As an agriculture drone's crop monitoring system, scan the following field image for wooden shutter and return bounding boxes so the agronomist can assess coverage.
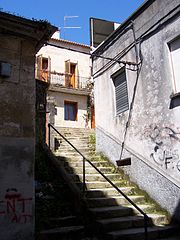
[75,63,78,88]
[113,70,129,115]
[36,55,42,80]
[48,56,51,83]
[65,60,70,87]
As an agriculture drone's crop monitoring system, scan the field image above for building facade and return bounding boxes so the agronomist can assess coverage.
[36,37,94,129]
[92,0,180,222]
[0,11,56,239]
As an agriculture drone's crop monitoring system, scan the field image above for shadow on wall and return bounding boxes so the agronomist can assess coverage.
[47,101,56,125]
[171,200,180,225]
[169,95,180,109]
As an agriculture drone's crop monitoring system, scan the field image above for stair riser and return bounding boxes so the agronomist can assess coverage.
[89,208,133,219]
[56,149,93,155]
[70,174,122,182]
[64,161,108,168]
[97,218,146,232]
[63,162,95,169]
[50,216,80,227]
[87,196,145,207]
[107,231,157,240]
[39,230,85,240]
[65,167,113,174]
[107,227,175,240]
[69,161,112,168]
[54,136,90,141]
[86,188,135,198]
[76,181,128,190]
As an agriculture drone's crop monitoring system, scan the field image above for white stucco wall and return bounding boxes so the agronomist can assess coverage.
[37,40,92,84]
[37,39,92,129]
[93,0,180,219]
[48,91,90,128]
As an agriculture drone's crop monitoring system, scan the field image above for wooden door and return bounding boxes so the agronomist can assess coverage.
[65,60,70,87]
[70,64,76,88]
[42,58,48,82]
[91,105,95,129]
[36,55,42,80]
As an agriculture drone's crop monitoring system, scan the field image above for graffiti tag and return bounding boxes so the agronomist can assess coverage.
[0,188,32,224]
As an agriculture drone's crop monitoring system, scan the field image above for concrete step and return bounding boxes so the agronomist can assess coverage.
[69,173,122,182]
[88,205,134,219]
[89,204,157,219]
[59,144,93,150]
[96,214,168,232]
[54,134,91,140]
[56,153,93,161]
[86,186,136,198]
[64,160,109,168]
[87,195,145,207]
[65,166,113,174]
[129,204,157,215]
[55,126,94,132]
[75,180,129,190]
[39,225,85,240]
[156,233,180,240]
[57,148,92,155]
[49,215,80,227]
[97,215,145,231]
[106,225,176,240]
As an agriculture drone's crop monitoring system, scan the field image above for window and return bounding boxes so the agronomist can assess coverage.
[65,60,78,88]
[112,68,129,115]
[169,37,180,93]
[36,55,51,82]
[64,101,78,121]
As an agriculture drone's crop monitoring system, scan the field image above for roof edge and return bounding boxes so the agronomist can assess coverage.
[50,37,91,49]
[93,0,155,54]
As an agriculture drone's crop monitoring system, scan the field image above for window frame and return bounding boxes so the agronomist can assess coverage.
[168,36,180,95]
[64,101,78,121]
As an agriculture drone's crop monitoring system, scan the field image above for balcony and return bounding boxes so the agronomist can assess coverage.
[36,69,91,95]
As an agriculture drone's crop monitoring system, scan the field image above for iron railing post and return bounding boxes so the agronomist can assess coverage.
[144,215,148,240]
[83,157,86,196]
[48,123,50,148]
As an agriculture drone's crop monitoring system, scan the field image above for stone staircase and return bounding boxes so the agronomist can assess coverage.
[51,127,179,240]
[35,144,92,240]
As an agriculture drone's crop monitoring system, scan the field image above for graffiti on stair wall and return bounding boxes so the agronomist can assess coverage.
[143,124,180,172]
[0,188,32,223]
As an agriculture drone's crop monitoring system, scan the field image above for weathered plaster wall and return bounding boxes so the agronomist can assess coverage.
[93,0,180,220]
[96,127,180,220]
[48,91,89,128]
[0,35,35,239]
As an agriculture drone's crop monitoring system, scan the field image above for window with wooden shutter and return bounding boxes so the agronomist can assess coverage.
[112,68,129,115]
[65,60,78,88]
[36,55,50,82]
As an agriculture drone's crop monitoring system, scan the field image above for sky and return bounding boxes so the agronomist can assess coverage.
[0,0,145,45]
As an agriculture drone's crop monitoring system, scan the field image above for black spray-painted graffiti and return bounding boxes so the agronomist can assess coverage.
[150,148,180,170]
[144,125,180,172]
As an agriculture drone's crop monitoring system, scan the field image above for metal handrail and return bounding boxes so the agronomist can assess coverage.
[48,123,149,240]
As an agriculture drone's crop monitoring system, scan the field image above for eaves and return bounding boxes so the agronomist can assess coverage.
[92,0,155,55]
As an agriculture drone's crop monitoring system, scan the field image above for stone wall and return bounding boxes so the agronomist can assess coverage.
[0,35,35,239]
